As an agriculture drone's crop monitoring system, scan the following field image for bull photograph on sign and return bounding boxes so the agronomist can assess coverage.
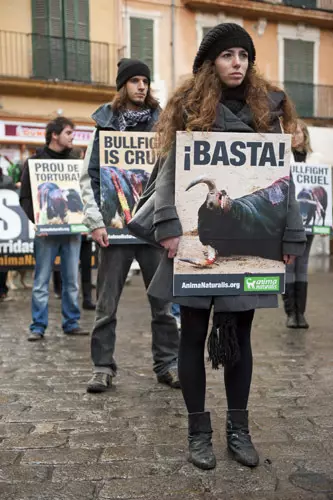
[174,132,292,296]
[99,131,157,243]
[29,159,87,235]
[291,163,332,235]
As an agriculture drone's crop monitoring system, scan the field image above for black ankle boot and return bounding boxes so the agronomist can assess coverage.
[226,410,259,467]
[188,412,216,470]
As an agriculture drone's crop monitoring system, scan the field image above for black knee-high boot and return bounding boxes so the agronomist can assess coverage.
[188,412,216,470]
[295,281,309,329]
[226,409,259,467]
[282,283,298,328]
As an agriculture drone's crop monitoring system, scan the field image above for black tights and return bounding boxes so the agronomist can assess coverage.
[178,306,255,413]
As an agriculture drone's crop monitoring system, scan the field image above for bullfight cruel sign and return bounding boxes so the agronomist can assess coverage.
[28,160,88,235]
[99,131,156,243]
[174,132,292,296]
[291,163,333,235]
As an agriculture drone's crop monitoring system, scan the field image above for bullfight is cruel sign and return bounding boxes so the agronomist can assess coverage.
[99,131,157,243]
[28,160,88,235]
[291,163,333,235]
[174,132,292,296]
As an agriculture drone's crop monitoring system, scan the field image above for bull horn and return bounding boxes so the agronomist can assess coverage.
[185,176,217,192]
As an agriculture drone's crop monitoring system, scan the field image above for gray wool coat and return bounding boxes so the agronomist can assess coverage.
[148,92,306,311]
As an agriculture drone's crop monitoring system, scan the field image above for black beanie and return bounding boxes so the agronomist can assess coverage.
[193,23,256,74]
[116,58,151,91]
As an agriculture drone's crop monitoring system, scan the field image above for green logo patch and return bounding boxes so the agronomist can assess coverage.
[244,276,280,292]
[70,225,89,233]
[313,226,330,235]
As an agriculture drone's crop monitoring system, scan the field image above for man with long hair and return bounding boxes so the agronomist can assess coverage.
[80,58,180,393]
[20,117,88,340]
[147,24,306,470]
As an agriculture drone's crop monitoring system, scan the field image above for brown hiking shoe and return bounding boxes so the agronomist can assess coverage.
[157,368,181,389]
[87,373,112,393]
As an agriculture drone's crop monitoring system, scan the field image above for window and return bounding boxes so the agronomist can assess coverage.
[195,14,243,47]
[130,17,154,80]
[31,0,90,82]
[284,39,314,116]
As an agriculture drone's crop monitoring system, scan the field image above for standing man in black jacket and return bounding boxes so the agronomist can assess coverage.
[80,58,180,393]
[20,117,88,340]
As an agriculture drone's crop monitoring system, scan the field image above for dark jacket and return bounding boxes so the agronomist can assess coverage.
[148,91,307,311]
[19,146,73,223]
[80,103,160,231]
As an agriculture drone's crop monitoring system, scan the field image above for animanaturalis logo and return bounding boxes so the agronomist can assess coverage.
[244,276,280,292]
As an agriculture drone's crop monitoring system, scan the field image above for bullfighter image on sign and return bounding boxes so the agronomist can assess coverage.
[29,159,87,235]
[174,132,292,296]
[99,131,157,243]
[291,163,332,235]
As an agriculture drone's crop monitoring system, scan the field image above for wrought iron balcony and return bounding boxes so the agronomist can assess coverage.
[0,30,122,86]
[282,81,333,119]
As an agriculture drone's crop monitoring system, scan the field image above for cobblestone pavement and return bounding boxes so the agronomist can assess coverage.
[0,264,333,500]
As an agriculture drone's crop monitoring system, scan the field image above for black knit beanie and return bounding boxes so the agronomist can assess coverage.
[116,58,151,91]
[193,23,256,74]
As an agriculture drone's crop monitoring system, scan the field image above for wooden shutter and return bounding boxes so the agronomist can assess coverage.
[64,0,90,82]
[130,17,154,80]
[284,39,314,117]
[31,0,63,79]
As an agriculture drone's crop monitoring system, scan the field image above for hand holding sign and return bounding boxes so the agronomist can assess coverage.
[92,227,109,248]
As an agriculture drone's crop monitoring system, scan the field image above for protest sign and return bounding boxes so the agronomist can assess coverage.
[99,131,157,243]
[291,163,332,235]
[174,132,292,296]
[0,186,35,270]
[29,159,88,235]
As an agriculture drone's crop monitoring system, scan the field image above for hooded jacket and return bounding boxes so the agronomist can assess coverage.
[148,91,307,312]
[80,103,160,232]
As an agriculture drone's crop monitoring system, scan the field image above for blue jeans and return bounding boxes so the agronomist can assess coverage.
[30,235,81,334]
[171,303,180,319]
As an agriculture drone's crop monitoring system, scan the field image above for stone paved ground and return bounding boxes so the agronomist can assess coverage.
[0,263,333,500]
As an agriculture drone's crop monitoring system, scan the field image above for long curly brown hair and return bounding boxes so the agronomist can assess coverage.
[156,61,297,155]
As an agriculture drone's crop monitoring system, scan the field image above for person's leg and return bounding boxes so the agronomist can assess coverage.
[30,237,58,338]
[179,305,216,470]
[59,235,82,333]
[53,270,62,298]
[282,259,297,328]
[87,245,134,392]
[295,234,314,328]
[224,310,259,467]
[0,271,10,300]
[135,245,180,385]
[80,237,95,309]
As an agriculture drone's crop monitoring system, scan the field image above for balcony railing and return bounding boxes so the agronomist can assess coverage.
[282,81,333,119]
[257,0,333,11]
[0,30,123,86]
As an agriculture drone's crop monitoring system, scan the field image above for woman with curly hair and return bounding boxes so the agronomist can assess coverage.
[148,24,306,470]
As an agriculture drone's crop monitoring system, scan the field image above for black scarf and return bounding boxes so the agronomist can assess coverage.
[293,149,307,163]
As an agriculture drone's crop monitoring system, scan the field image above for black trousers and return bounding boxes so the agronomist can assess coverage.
[178,306,255,413]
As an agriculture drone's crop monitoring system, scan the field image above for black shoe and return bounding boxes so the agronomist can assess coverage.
[87,372,112,393]
[286,313,298,328]
[82,300,96,310]
[157,368,181,389]
[226,409,259,468]
[297,313,309,329]
[64,327,89,336]
[188,412,216,470]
